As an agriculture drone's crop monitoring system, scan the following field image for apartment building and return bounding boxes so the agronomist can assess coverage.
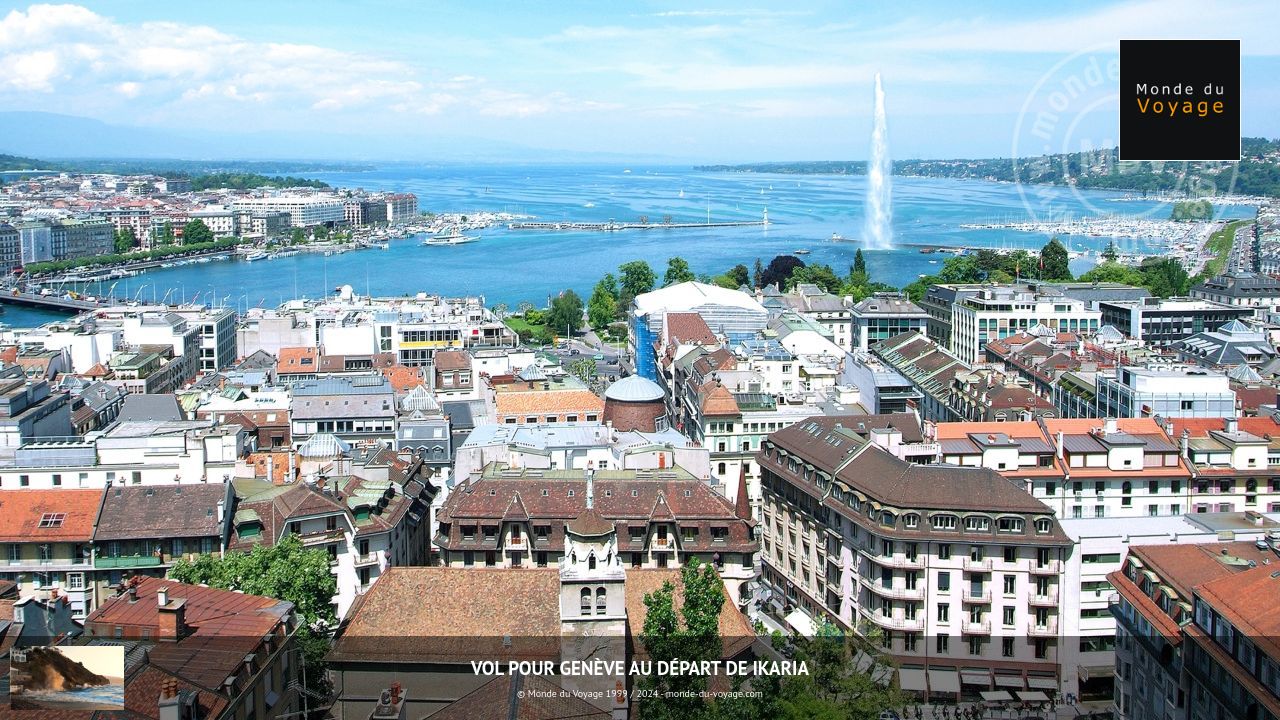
[759,416,1073,698]
[230,195,345,227]
[872,331,970,422]
[0,488,99,617]
[1169,416,1280,514]
[773,283,855,351]
[850,293,929,352]
[0,222,21,272]
[384,193,418,223]
[1109,541,1280,720]
[289,376,397,446]
[82,577,301,720]
[630,281,769,381]
[1191,270,1280,317]
[0,365,74,462]
[950,285,1101,364]
[1092,366,1238,419]
[1098,297,1252,346]
[229,448,434,618]
[433,464,759,605]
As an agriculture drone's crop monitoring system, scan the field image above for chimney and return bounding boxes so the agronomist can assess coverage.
[1180,429,1190,459]
[158,679,184,720]
[128,585,138,603]
[158,593,187,642]
[370,683,408,720]
[1103,417,1118,435]
[216,498,225,524]
[1055,431,1064,460]
[157,586,168,607]
[1225,417,1239,434]
[585,463,595,509]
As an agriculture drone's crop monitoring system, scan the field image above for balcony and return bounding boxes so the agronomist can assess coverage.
[868,613,924,631]
[864,579,925,601]
[5,558,93,570]
[353,552,381,567]
[1029,560,1062,575]
[299,529,345,547]
[95,555,164,569]
[506,536,526,550]
[963,588,992,603]
[963,557,993,571]
[1028,618,1059,637]
[962,619,992,634]
[1029,593,1059,607]
[861,548,924,569]
[651,537,675,552]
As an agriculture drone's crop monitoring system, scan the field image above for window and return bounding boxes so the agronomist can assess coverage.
[596,588,607,615]
[937,572,950,592]
[996,517,1024,533]
[937,603,950,622]
[936,635,949,655]
[1003,607,1015,626]
[1002,575,1016,595]
[485,551,496,567]
[51,474,61,487]
[938,544,951,560]
[1002,637,1015,657]
[580,588,592,616]
[19,475,29,487]
[1003,546,1017,563]
[37,513,65,529]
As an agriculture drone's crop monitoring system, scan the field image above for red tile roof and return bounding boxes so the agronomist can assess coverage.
[1169,416,1280,438]
[380,365,424,393]
[0,489,101,542]
[433,349,472,371]
[276,347,317,374]
[665,312,718,346]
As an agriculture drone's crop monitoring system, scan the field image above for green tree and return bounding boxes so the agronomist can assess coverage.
[619,260,657,298]
[588,275,619,329]
[113,228,137,254]
[567,357,597,385]
[1039,238,1072,280]
[759,255,806,290]
[637,559,724,720]
[290,227,306,245]
[492,302,509,318]
[853,249,867,276]
[768,623,908,720]
[1102,240,1119,262]
[158,222,176,246]
[182,219,214,246]
[752,258,764,288]
[313,225,330,241]
[546,289,585,336]
[725,264,750,288]
[663,257,696,286]
[169,534,337,703]
[1140,257,1191,297]
[789,263,842,293]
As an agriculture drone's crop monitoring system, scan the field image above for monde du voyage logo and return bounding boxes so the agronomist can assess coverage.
[1120,40,1240,162]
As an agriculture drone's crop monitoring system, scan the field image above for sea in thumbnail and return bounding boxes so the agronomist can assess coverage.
[3,165,1255,327]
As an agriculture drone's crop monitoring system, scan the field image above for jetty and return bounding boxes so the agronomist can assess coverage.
[0,289,106,312]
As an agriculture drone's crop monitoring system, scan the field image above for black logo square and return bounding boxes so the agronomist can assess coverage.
[1119,39,1240,161]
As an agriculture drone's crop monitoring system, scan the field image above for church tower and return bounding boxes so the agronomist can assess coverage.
[558,465,628,720]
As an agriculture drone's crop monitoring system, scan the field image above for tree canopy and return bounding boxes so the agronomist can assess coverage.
[1039,238,1072,281]
[588,274,620,329]
[546,289,585,336]
[664,256,696,286]
[182,218,214,246]
[758,255,806,290]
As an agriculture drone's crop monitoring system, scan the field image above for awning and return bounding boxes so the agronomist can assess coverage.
[1017,690,1050,702]
[784,609,815,638]
[898,667,928,692]
[980,690,1013,702]
[1026,677,1058,690]
[1159,585,1177,598]
[928,668,961,694]
[994,674,1023,688]
[960,670,990,685]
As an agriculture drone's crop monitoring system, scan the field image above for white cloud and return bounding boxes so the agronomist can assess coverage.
[0,3,604,128]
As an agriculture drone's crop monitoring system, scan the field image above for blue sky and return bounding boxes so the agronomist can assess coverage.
[0,1,1277,161]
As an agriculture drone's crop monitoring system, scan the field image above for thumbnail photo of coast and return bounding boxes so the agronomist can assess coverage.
[9,645,124,711]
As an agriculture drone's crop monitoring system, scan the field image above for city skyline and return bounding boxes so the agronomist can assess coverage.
[1,0,1279,162]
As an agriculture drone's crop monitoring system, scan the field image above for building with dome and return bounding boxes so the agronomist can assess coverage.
[602,375,667,432]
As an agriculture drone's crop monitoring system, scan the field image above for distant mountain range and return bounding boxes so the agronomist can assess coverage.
[0,111,676,166]
[697,138,1280,197]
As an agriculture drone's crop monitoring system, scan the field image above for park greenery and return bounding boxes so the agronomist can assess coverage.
[189,172,330,191]
[1171,200,1213,221]
[169,534,337,704]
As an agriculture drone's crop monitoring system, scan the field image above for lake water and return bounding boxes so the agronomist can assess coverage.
[4,165,1255,327]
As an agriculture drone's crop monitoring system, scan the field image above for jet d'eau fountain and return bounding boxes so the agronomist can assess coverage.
[863,73,893,250]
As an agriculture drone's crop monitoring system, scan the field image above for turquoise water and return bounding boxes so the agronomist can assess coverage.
[5,166,1254,327]
[22,683,124,708]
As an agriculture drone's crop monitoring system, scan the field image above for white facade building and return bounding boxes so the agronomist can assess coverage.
[231,196,345,227]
